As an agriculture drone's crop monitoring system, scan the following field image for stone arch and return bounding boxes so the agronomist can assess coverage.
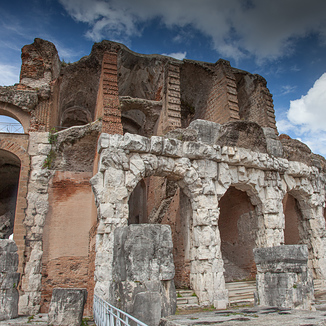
[0,149,20,238]
[216,165,264,283]
[92,143,228,308]
[282,174,326,279]
[0,136,29,274]
[218,186,258,282]
[0,102,30,133]
[60,106,92,128]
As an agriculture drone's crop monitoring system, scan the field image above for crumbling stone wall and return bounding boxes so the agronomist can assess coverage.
[1,38,326,316]
[91,128,326,309]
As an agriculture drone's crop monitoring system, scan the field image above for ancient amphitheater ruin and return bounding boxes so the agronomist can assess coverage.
[0,38,326,322]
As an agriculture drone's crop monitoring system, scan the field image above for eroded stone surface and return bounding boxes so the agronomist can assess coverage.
[0,240,20,321]
[254,245,314,310]
[48,288,87,326]
[109,225,176,326]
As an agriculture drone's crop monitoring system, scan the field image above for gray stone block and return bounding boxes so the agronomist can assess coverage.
[112,225,176,326]
[262,127,283,157]
[254,245,314,310]
[113,224,175,282]
[188,120,221,145]
[0,240,19,321]
[0,289,19,321]
[0,272,20,290]
[48,288,87,326]
[0,240,19,273]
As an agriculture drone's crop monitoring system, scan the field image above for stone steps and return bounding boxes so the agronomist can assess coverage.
[176,289,199,309]
[226,280,256,305]
[177,280,326,309]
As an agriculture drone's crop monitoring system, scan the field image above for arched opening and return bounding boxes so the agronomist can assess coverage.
[128,179,147,224]
[0,149,21,238]
[218,186,257,282]
[283,193,302,245]
[122,110,146,136]
[128,176,192,288]
[60,106,92,128]
[0,115,24,133]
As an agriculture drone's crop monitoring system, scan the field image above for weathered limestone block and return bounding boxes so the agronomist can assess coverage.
[122,133,151,152]
[188,119,221,145]
[112,224,176,326]
[254,245,314,310]
[48,288,87,326]
[262,127,283,157]
[0,240,20,321]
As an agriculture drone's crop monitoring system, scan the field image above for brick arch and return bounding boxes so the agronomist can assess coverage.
[0,135,30,274]
[0,102,31,133]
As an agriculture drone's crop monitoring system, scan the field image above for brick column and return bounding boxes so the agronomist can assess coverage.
[100,52,123,135]
[162,62,182,134]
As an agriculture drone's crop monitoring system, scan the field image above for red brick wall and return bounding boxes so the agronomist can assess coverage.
[235,73,278,133]
[41,171,94,315]
[203,60,240,124]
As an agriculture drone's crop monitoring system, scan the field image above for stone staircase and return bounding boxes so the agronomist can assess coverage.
[177,280,326,309]
[226,280,256,306]
[176,289,199,309]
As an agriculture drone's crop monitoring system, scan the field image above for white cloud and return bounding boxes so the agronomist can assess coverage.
[277,73,326,156]
[162,51,187,60]
[59,0,326,61]
[288,73,326,131]
[0,64,20,86]
[276,119,296,134]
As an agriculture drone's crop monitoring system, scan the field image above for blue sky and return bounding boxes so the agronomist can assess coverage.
[1,0,326,156]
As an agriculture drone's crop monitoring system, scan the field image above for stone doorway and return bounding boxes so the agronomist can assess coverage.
[218,186,257,282]
[0,149,20,239]
[283,193,302,245]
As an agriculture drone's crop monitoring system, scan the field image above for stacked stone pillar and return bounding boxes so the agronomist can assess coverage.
[254,245,314,310]
[0,240,20,321]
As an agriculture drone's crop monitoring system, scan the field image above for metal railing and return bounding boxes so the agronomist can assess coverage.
[93,294,148,326]
[0,123,24,133]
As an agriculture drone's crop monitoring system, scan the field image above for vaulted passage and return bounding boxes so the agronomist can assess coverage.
[0,149,21,239]
[218,187,257,282]
[283,193,302,245]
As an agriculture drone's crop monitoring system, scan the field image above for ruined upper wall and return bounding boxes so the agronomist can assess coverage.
[9,38,279,136]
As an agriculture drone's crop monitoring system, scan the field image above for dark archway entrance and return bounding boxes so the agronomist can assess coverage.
[283,193,302,245]
[0,149,21,238]
[218,186,257,282]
